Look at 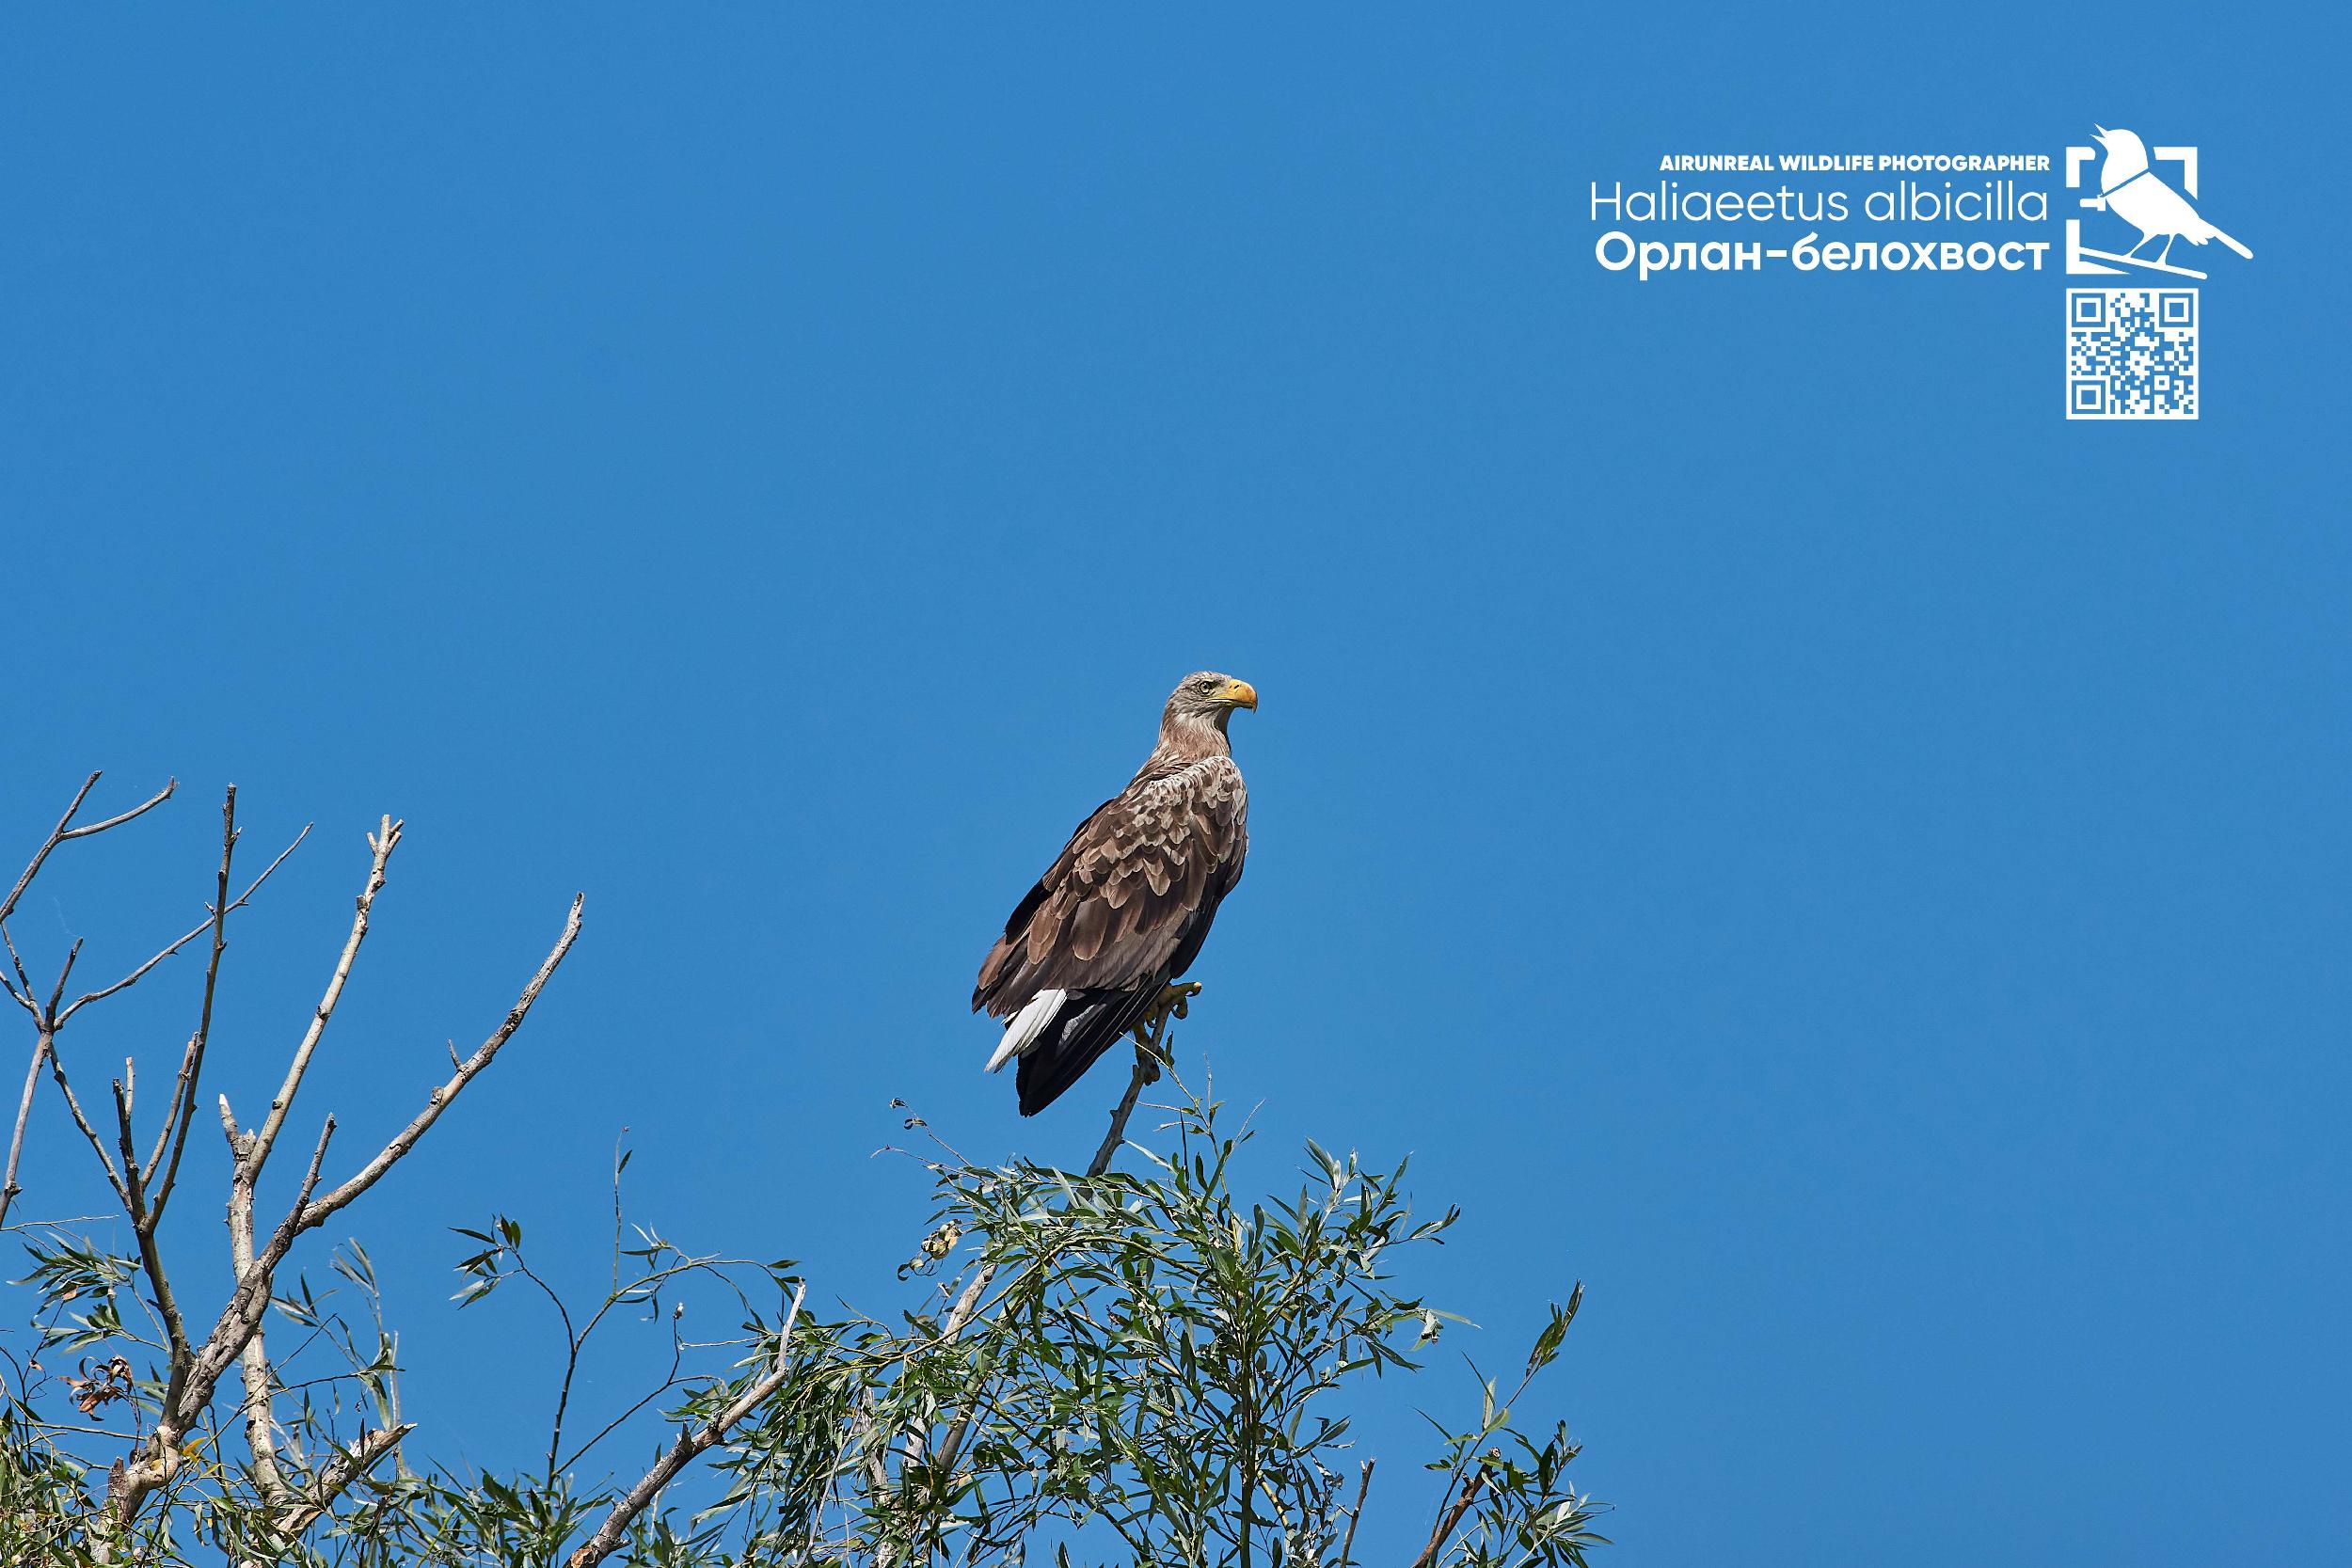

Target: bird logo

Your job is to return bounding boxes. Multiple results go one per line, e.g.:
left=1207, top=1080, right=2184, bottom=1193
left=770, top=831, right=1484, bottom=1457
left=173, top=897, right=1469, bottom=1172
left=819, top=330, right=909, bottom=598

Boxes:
left=2074, top=126, right=2251, bottom=278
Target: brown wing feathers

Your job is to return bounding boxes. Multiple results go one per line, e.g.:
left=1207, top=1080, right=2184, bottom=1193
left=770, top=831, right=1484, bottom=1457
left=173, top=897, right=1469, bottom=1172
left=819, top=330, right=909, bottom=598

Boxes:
left=975, top=764, right=1244, bottom=1018
left=975, top=758, right=1247, bottom=1116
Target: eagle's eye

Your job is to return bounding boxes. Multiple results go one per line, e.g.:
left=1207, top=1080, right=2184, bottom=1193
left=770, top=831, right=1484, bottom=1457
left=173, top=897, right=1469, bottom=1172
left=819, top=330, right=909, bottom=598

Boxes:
left=1196, top=679, right=1217, bottom=693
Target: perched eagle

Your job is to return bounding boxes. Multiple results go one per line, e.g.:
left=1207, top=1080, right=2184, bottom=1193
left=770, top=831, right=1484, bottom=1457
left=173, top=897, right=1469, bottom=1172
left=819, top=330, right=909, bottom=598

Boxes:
left=974, top=672, right=1257, bottom=1115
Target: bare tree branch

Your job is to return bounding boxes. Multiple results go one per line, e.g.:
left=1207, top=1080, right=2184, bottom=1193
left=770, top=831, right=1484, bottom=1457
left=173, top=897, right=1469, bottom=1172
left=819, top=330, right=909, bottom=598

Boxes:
left=43, top=1025, right=128, bottom=1208
left=246, top=817, right=400, bottom=1184
left=112, top=1066, right=136, bottom=1170
left=299, top=893, right=583, bottom=1232
left=270, top=1422, right=414, bottom=1539
left=1411, top=1455, right=1494, bottom=1568
left=53, top=918, right=211, bottom=1025
left=1, top=923, right=32, bottom=1002
left=923, top=1262, right=1002, bottom=1478
left=224, top=1111, right=339, bottom=1504
left=98, top=846, right=584, bottom=1537
left=0, top=772, right=180, bottom=1229
left=0, top=1028, right=53, bottom=1228
left=62, top=817, right=306, bottom=1041
left=224, top=1124, right=280, bottom=1500
left=149, top=788, right=242, bottom=1191
left=208, top=807, right=381, bottom=1502
left=174, top=889, right=580, bottom=1472
left=0, top=774, right=103, bottom=929
left=169, top=1118, right=336, bottom=1459
left=8, top=785, right=591, bottom=1560
left=1339, top=1459, right=1375, bottom=1567
left=1, top=772, right=176, bottom=928
left=44, top=941, right=80, bottom=1021
left=564, top=1283, right=806, bottom=1568
left=149, top=796, right=308, bottom=1220
left=1088, top=1047, right=1158, bottom=1179
left=108, top=1069, right=192, bottom=1370
left=56, top=777, right=180, bottom=845
left=1086, top=982, right=1199, bottom=1180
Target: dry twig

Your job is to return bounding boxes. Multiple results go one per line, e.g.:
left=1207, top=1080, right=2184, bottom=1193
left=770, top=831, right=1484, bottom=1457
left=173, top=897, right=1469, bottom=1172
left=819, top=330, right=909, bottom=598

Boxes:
left=32, top=806, right=593, bottom=1544
left=564, top=1283, right=807, bottom=1568
left=1411, top=1453, right=1495, bottom=1568
left=1339, top=1459, right=1375, bottom=1567
left=1086, top=981, right=1198, bottom=1178
left=0, top=772, right=177, bottom=1228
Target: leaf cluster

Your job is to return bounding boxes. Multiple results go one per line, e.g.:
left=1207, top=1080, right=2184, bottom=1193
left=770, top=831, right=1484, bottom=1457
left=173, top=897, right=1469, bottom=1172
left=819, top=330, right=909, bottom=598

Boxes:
left=6, top=1079, right=1601, bottom=1567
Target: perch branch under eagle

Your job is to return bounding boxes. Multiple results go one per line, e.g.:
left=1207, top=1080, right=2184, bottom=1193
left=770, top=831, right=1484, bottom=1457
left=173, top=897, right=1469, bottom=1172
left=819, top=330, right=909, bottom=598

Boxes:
left=973, top=672, right=1255, bottom=1115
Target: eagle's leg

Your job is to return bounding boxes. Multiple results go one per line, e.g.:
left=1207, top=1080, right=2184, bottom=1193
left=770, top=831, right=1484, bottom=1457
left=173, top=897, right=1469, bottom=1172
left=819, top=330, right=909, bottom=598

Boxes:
left=1127, top=982, right=1203, bottom=1083
left=2157, top=232, right=2177, bottom=266
left=1133, top=982, right=1201, bottom=1040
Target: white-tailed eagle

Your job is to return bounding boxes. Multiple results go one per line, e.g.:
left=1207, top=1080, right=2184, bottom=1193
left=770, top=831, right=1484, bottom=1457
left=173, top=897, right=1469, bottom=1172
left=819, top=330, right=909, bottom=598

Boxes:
left=973, top=672, right=1256, bottom=1114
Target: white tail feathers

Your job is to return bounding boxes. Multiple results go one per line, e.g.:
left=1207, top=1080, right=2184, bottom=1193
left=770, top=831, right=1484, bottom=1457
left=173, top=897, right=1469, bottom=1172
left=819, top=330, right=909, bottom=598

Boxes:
left=986, top=989, right=1068, bottom=1073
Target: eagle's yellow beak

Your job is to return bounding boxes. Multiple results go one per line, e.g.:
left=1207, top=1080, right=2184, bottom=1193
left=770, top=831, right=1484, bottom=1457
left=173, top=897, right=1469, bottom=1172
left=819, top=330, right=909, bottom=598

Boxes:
left=1218, top=678, right=1259, bottom=710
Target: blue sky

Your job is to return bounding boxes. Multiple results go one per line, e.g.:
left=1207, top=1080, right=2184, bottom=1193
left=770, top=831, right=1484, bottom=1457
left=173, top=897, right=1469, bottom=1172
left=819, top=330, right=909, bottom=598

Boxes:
left=5, top=6, right=2344, bottom=1563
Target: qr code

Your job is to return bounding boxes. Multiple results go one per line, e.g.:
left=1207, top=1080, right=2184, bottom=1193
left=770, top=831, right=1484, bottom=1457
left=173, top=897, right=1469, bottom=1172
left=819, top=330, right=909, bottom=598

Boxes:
left=2066, top=289, right=2197, bottom=420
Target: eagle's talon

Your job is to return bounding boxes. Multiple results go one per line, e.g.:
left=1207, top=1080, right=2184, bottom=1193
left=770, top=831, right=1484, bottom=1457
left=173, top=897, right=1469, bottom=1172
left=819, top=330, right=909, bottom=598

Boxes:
left=1131, top=981, right=1203, bottom=1039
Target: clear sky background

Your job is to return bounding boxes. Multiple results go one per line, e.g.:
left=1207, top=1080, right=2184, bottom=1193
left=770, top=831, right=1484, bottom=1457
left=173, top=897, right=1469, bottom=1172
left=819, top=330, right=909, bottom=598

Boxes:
left=5, top=7, right=2344, bottom=1564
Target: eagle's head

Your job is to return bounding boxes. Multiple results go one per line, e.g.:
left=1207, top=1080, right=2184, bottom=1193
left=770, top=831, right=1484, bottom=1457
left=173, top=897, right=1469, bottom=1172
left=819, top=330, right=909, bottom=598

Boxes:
left=1167, top=671, right=1259, bottom=732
